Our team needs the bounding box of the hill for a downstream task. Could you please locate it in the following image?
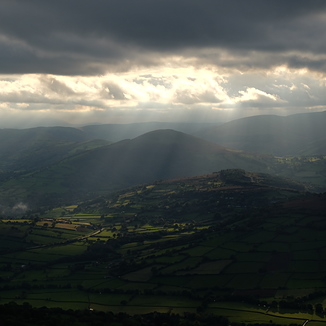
[1,111,325,175]
[0,122,216,174]
[1,111,325,178]
[198,111,326,155]
[0,130,281,209]
[78,169,308,218]
[0,127,110,172]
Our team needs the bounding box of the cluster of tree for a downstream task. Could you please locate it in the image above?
[278,299,325,315]
[0,302,230,326]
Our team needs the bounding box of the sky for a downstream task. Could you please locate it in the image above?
[1,0,326,128]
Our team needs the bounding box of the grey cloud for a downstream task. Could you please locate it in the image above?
[175,90,222,105]
[101,82,127,100]
[40,76,76,96]
[174,91,201,105]
[0,1,326,74]
[287,55,326,72]
[136,75,173,89]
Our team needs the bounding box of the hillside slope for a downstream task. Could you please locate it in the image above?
[0,130,274,208]
[0,127,110,171]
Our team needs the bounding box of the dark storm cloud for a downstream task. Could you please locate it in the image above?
[1,0,326,75]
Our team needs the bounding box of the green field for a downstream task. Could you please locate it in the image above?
[1,175,326,325]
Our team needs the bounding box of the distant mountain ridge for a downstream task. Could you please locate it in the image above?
[1,111,325,171]
[0,111,325,210]
[0,122,216,172]
[197,111,326,155]
[79,121,217,142]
